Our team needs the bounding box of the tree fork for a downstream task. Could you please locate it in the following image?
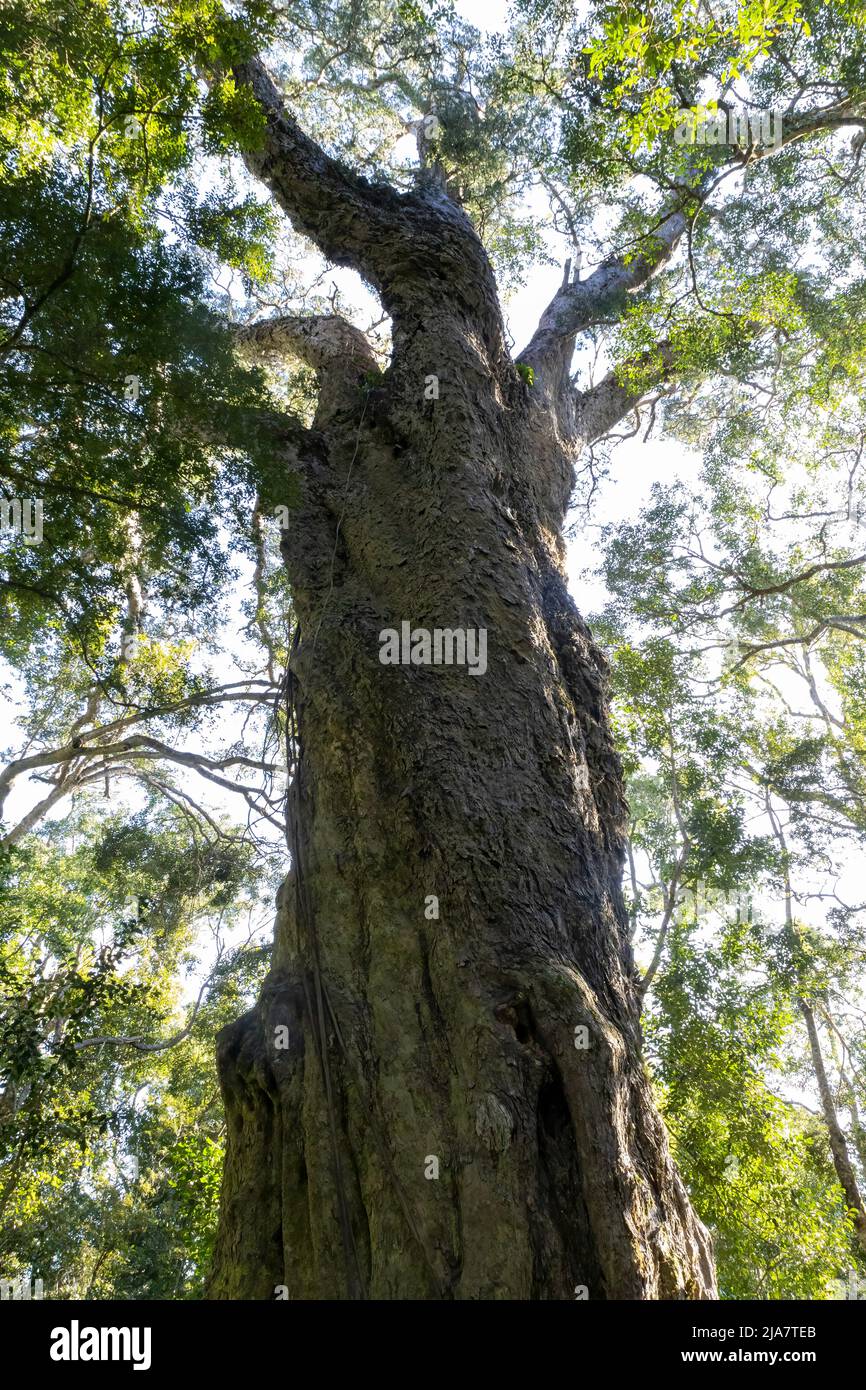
[205,53,716,1302]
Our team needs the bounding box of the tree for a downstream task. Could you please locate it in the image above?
[5,0,866,1300]
[0,804,272,1297]
[590,619,864,1295]
[589,209,866,1290]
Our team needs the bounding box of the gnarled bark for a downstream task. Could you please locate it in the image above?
[206,58,716,1302]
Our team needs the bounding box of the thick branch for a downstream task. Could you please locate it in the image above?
[522,97,866,398]
[0,682,278,816]
[577,341,677,444]
[0,728,282,848]
[235,311,379,425]
[1,783,71,849]
[522,207,689,390]
[235,312,377,374]
[801,998,866,1254]
[1,734,276,784]
[235,312,379,407]
[227,58,457,301]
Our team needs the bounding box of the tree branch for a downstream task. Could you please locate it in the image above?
[521,206,690,394]
[235,312,377,373]
[225,57,471,309]
[521,96,866,401]
[577,341,678,444]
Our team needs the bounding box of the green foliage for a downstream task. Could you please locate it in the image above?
[0,806,271,1297]
[584,0,812,148]
[0,0,293,672]
[515,361,535,386]
[647,918,852,1297]
[594,396,866,1295]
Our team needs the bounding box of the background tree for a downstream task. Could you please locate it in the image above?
[0,803,273,1297]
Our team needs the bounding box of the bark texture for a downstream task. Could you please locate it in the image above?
[207,58,716,1301]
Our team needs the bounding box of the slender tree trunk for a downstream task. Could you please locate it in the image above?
[800,1001,866,1255]
[206,56,715,1301]
[766,792,866,1257]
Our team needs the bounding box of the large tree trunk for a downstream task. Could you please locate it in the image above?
[208,240,714,1304]
[204,57,715,1300]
